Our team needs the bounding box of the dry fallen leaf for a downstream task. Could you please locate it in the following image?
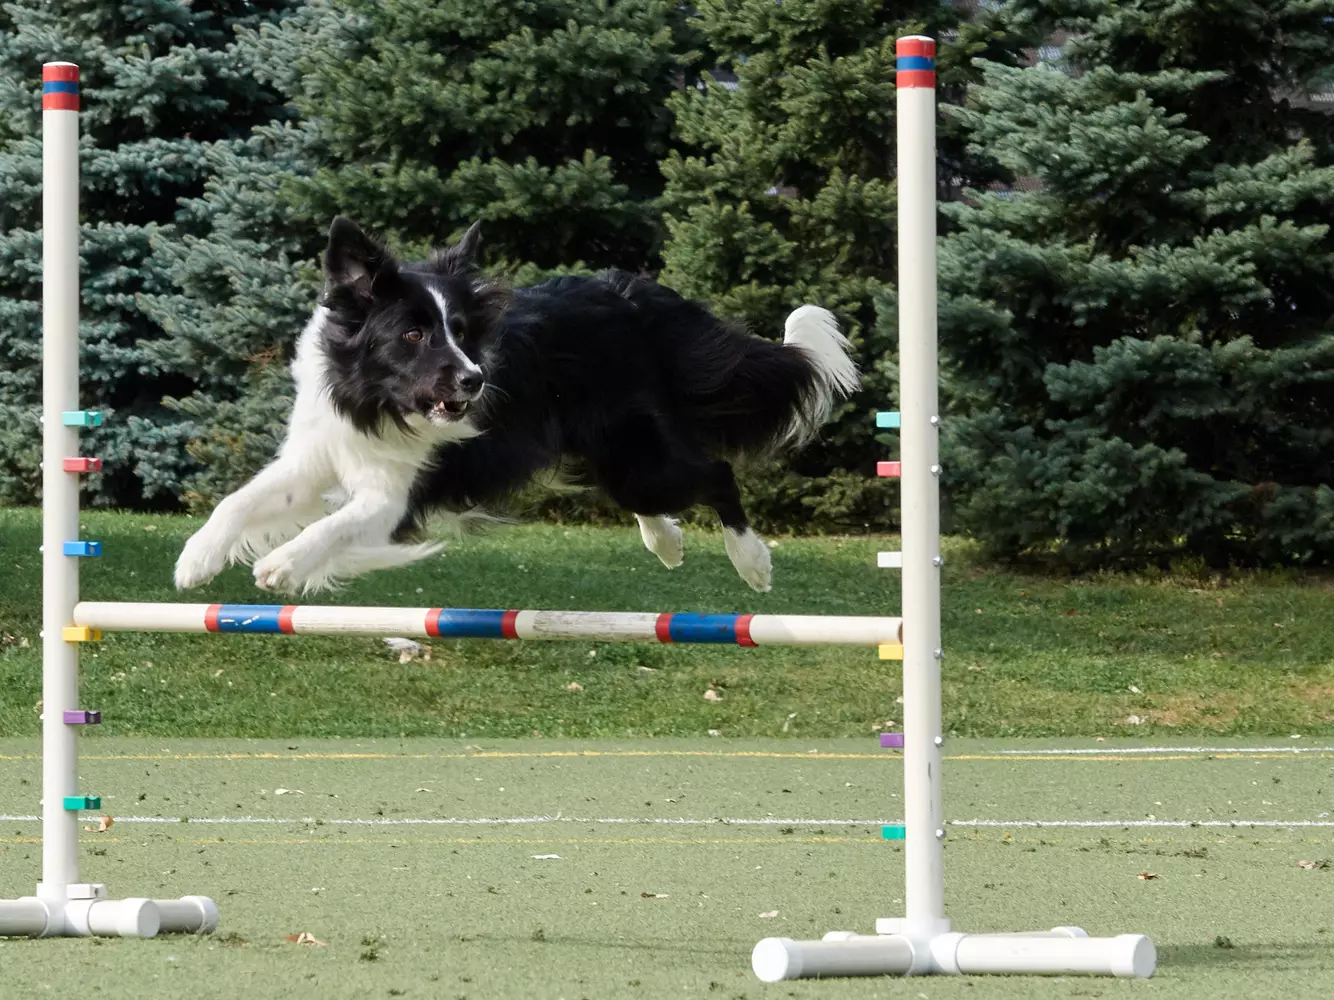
[639,892,669,899]
[707,729,721,736]
[758,910,779,918]
[383,637,432,663]
[1064,609,1079,616]
[284,931,327,946]
[1297,859,1330,870]
[703,688,722,702]
[274,788,304,796]
[1136,872,1160,880]
[531,854,562,860]
[565,682,584,692]
[84,815,114,833]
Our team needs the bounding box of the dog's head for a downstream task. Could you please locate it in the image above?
[317,217,510,434]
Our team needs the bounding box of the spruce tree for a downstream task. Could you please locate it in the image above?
[938,0,1334,566]
[293,0,705,273]
[0,0,302,506]
[657,0,1022,531]
[140,3,341,509]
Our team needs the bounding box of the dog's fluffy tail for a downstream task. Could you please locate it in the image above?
[778,305,860,448]
[691,303,859,459]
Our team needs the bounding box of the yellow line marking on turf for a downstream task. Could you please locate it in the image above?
[1,750,1327,763]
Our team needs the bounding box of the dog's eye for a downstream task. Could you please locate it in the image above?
[403,330,424,343]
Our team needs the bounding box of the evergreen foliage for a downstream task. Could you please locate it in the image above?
[657,0,1022,531]
[293,0,705,272]
[0,0,301,506]
[141,3,342,509]
[938,0,1334,566]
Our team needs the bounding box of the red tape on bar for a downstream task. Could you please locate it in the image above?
[655,613,673,643]
[277,606,297,634]
[735,614,755,647]
[425,608,443,638]
[204,604,221,633]
[501,609,520,639]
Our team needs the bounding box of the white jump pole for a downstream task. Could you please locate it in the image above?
[0,63,218,939]
[750,36,1156,983]
[71,603,902,647]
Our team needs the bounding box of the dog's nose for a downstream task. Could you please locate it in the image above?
[456,371,484,395]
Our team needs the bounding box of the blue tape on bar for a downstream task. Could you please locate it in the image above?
[62,410,103,427]
[882,825,906,840]
[430,608,509,639]
[876,411,901,429]
[62,540,101,557]
[212,604,289,634]
[896,56,935,71]
[666,613,741,644]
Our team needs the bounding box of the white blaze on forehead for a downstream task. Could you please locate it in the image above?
[428,287,484,379]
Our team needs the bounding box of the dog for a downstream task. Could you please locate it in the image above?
[173,217,859,595]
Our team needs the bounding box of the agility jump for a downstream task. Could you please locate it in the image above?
[0,40,1156,984]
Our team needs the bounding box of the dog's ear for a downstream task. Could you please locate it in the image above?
[323,216,394,303]
[428,221,483,274]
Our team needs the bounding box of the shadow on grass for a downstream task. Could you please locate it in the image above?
[456,931,747,957]
[1159,940,1332,969]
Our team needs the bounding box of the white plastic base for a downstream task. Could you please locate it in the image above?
[753,925,1155,982]
[0,888,218,938]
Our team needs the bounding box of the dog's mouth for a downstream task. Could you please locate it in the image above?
[427,398,471,421]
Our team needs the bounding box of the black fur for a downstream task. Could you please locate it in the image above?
[317,218,837,540]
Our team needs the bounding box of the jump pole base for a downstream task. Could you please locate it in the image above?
[753,924,1155,982]
[0,887,218,938]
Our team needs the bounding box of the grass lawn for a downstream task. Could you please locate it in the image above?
[1,507,1332,739]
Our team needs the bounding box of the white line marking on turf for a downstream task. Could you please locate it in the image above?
[995,745,1334,755]
[2,814,1332,829]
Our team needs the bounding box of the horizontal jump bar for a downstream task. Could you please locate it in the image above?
[73,603,902,647]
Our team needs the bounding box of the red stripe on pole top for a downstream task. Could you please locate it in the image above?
[43,64,80,82]
[896,37,936,58]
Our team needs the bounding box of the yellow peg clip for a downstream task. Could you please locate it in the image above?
[62,626,102,643]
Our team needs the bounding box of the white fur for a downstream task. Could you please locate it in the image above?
[174,307,479,594]
[781,304,859,446]
[428,289,486,385]
[723,526,772,593]
[636,514,684,569]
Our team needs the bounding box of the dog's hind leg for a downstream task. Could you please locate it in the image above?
[636,514,684,569]
[697,461,772,593]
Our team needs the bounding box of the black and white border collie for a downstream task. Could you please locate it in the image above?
[174,218,858,595]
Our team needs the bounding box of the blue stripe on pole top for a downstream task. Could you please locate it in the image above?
[896,56,934,71]
[43,81,79,94]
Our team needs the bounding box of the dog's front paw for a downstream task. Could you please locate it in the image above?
[252,548,303,593]
[175,530,231,589]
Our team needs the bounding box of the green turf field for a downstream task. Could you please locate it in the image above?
[2,738,1332,999]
